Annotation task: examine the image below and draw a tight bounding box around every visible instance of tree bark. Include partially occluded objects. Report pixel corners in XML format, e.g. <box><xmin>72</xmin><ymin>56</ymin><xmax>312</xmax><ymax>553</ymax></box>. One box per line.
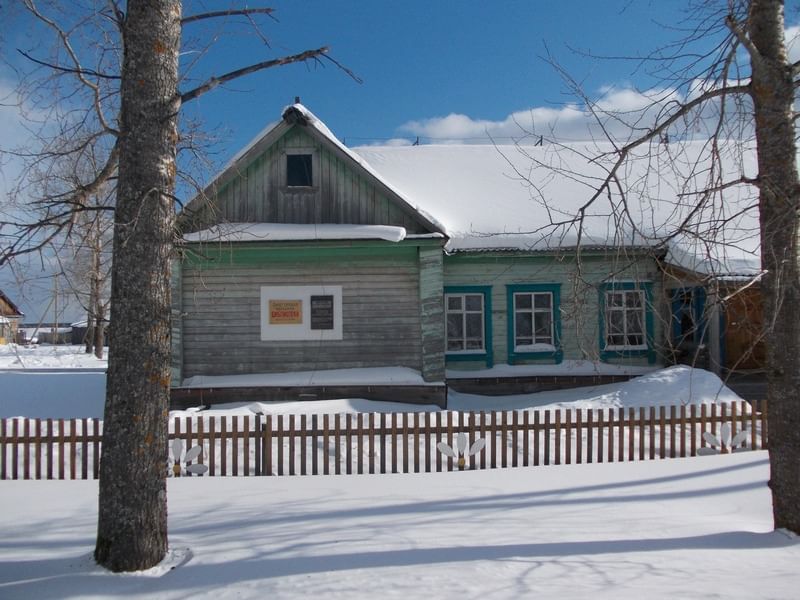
<box><xmin>748</xmin><ymin>0</ymin><xmax>800</xmax><ymax>533</ymax></box>
<box><xmin>95</xmin><ymin>0</ymin><xmax>182</xmax><ymax>572</ymax></box>
<box><xmin>84</xmin><ymin>307</ymin><xmax>95</xmax><ymax>355</ymax></box>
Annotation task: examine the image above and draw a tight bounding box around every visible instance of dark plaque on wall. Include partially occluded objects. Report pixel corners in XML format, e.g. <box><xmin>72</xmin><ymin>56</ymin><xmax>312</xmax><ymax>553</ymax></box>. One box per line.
<box><xmin>310</xmin><ymin>295</ymin><xmax>334</xmax><ymax>330</ymax></box>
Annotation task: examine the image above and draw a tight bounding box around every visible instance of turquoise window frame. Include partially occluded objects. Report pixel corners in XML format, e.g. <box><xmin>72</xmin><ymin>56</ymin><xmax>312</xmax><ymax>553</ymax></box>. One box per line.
<box><xmin>444</xmin><ymin>285</ymin><xmax>493</xmax><ymax>367</ymax></box>
<box><xmin>506</xmin><ymin>284</ymin><xmax>563</xmax><ymax>364</ymax></box>
<box><xmin>599</xmin><ymin>281</ymin><xmax>656</xmax><ymax>364</ymax></box>
<box><xmin>669</xmin><ymin>287</ymin><xmax>707</xmax><ymax>346</ymax></box>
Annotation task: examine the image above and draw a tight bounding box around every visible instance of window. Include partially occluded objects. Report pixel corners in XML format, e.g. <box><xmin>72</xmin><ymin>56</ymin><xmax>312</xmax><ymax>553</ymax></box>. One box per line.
<box><xmin>444</xmin><ymin>286</ymin><xmax>493</xmax><ymax>365</ymax></box>
<box><xmin>599</xmin><ymin>282</ymin><xmax>655</xmax><ymax>362</ymax></box>
<box><xmin>446</xmin><ymin>293</ymin><xmax>485</xmax><ymax>352</ymax></box>
<box><xmin>670</xmin><ymin>287</ymin><xmax>706</xmax><ymax>347</ymax></box>
<box><xmin>513</xmin><ymin>291</ymin><xmax>554</xmax><ymax>349</ymax></box>
<box><xmin>506</xmin><ymin>284</ymin><xmax>562</xmax><ymax>363</ymax></box>
<box><xmin>286</xmin><ymin>153</ymin><xmax>313</xmax><ymax>187</ymax></box>
<box><xmin>604</xmin><ymin>289</ymin><xmax>646</xmax><ymax>349</ymax></box>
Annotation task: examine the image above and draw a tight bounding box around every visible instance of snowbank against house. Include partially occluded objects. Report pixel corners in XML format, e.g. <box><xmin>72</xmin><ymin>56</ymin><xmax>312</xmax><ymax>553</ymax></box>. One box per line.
<box><xmin>0</xmin><ymin>344</ymin><xmax>743</xmax><ymax>419</ymax></box>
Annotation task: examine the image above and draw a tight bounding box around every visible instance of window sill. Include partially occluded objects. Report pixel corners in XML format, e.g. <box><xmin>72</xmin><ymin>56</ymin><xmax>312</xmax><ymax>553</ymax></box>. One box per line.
<box><xmin>446</xmin><ymin>352</ymin><xmax>493</xmax><ymax>367</ymax></box>
<box><xmin>604</xmin><ymin>344</ymin><xmax>647</xmax><ymax>352</ymax></box>
<box><xmin>600</xmin><ymin>348</ymin><xmax>656</xmax><ymax>363</ymax></box>
<box><xmin>509</xmin><ymin>348</ymin><xmax>563</xmax><ymax>365</ymax></box>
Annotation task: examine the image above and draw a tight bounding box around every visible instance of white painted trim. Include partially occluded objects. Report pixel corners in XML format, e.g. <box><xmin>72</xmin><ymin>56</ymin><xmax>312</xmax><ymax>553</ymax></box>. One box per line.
<box><xmin>260</xmin><ymin>285</ymin><xmax>343</xmax><ymax>341</ymax></box>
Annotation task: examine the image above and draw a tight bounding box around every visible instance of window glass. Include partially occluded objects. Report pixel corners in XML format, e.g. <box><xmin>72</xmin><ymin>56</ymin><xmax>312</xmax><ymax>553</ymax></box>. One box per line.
<box><xmin>287</xmin><ymin>154</ymin><xmax>312</xmax><ymax>187</ymax></box>
<box><xmin>534</xmin><ymin>312</ymin><xmax>551</xmax><ymax>339</ymax></box>
<box><xmin>605</xmin><ymin>289</ymin><xmax>646</xmax><ymax>349</ymax></box>
<box><xmin>465</xmin><ymin>294</ymin><xmax>482</xmax><ymax>311</ymax></box>
<box><xmin>445</xmin><ymin>292</ymin><xmax>485</xmax><ymax>353</ymax></box>
<box><xmin>513</xmin><ymin>291</ymin><xmax>554</xmax><ymax>349</ymax></box>
<box><xmin>447</xmin><ymin>296</ymin><xmax>462</xmax><ymax>311</ymax></box>
<box><xmin>516</xmin><ymin>313</ymin><xmax>532</xmax><ymax>338</ymax></box>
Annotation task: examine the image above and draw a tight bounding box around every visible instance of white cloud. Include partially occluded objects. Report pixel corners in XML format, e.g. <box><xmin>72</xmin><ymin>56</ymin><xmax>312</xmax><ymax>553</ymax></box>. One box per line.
<box><xmin>398</xmin><ymin>24</ymin><xmax>800</xmax><ymax>146</ymax></box>
<box><xmin>397</xmin><ymin>86</ymin><xmax>698</xmax><ymax>145</ymax></box>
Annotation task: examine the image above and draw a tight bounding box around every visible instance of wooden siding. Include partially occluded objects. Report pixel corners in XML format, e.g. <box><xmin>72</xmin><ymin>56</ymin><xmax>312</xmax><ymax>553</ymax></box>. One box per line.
<box><xmin>184</xmin><ymin>127</ymin><xmax>429</xmax><ymax>234</ymax></box>
<box><xmin>723</xmin><ymin>287</ymin><xmax>766</xmax><ymax>370</ymax></box>
<box><xmin>443</xmin><ymin>251</ymin><xmax>667</xmax><ymax>367</ymax></box>
<box><xmin>179</xmin><ymin>245</ymin><xmax>424</xmax><ymax>379</ymax></box>
<box><xmin>418</xmin><ymin>246</ymin><xmax>445</xmax><ymax>381</ymax></box>
<box><xmin>170</xmin><ymin>258</ymin><xmax>183</xmax><ymax>383</ymax></box>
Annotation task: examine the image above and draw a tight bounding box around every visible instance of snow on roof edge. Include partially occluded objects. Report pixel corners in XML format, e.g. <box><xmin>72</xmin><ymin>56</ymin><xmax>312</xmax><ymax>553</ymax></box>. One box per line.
<box><xmin>284</xmin><ymin>104</ymin><xmax>449</xmax><ymax>235</ymax></box>
<box><xmin>182</xmin><ymin>223</ymin><xmax>410</xmax><ymax>244</ymax></box>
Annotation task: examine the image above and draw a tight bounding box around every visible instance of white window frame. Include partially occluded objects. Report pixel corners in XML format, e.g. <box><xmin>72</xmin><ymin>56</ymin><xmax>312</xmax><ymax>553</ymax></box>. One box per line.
<box><xmin>284</xmin><ymin>148</ymin><xmax>317</xmax><ymax>189</ymax></box>
<box><xmin>604</xmin><ymin>289</ymin><xmax>647</xmax><ymax>351</ymax></box>
<box><xmin>512</xmin><ymin>291</ymin><xmax>554</xmax><ymax>351</ymax></box>
<box><xmin>445</xmin><ymin>292</ymin><xmax>485</xmax><ymax>354</ymax></box>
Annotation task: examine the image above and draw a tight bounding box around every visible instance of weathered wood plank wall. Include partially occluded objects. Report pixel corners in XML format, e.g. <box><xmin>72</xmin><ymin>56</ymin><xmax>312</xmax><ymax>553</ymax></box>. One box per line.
<box><xmin>187</xmin><ymin>128</ymin><xmax>429</xmax><ymax>233</ymax></box>
<box><xmin>180</xmin><ymin>245</ymin><xmax>424</xmax><ymax>379</ymax></box>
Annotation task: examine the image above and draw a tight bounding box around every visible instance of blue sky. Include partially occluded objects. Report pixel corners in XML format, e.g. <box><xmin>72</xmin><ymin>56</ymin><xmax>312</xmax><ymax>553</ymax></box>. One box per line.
<box><xmin>181</xmin><ymin>1</ymin><xmax>705</xmax><ymax>151</ymax></box>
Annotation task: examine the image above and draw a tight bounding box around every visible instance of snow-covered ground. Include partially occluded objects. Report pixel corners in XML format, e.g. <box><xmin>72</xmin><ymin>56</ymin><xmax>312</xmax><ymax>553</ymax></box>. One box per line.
<box><xmin>1</xmin><ymin>345</ymin><xmax>740</xmax><ymax>419</ymax></box>
<box><xmin>1</xmin><ymin>345</ymin><xmax>795</xmax><ymax>598</ymax></box>
<box><xmin>0</xmin><ymin>343</ymin><xmax>108</xmax><ymax>369</ymax></box>
<box><xmin>1</xmin><ymin>452</ymin><xmax>797</xmax><ymax>599</ymax></box>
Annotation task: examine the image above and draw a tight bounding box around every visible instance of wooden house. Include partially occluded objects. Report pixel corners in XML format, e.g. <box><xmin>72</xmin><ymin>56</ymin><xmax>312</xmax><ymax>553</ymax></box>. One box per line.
<box><xmin>0</xmin><ymin>290</ymin><xmax>24</xmax><ymax>344</ymax></box>
<box><xmin>174</xmin><ymin>105</ymin><xmax>449</xmax><ymax>406</ymax></box>
<box><xmin>172</xmin><ymin>104</ymin><xmax>760</xmax><ymax>407</ymax></box>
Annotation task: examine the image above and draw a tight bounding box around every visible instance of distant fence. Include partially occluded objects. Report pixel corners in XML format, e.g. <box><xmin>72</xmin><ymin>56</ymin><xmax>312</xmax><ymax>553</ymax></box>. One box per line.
<box><xmin>0</xmin><ymin>400</ymin><xmax>767</xmax><ymax>480</ymax></box>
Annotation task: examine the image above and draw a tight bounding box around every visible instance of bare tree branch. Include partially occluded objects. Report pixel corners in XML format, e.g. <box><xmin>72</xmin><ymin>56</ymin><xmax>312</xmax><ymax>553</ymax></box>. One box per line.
<box><xmin>16</xmin><ymin>50</ymin><xmax>120</xmax><ymax>80</ymax></box>
<box><xmin>181</xmin><ymin>8</ymin><xmax>276</xmax><ymax>25</ymax></box>
<box><xmin>180</xmin><ymin>47</ymin><xmax>331</xmax><ymax>103</ymax></box>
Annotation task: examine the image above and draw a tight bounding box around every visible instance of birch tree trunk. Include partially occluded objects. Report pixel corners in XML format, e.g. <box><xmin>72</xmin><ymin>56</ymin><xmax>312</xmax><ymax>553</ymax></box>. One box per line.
<box><xmin>748</xmin><ymin>0</ymin><xmax>800</xmax><ymax>533</ymax></box>
<box><xmin>95</xmin><ymin>0</ymin><xmax>182</xmax><ymax>572</ymax></box>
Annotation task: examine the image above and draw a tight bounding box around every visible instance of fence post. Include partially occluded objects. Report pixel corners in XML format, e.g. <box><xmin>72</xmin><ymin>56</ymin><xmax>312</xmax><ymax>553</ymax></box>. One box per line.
<box><xmin>586</xmin><ymin>410</ymin><xmax>593</xmax><ymax>464</ymax></box>
<box><xmin>357</xmin><ymin>413</ymin><xmax>364</xmax><ymax>475</ymax></box>
<box><xmin>312</xmin><ymin>414</ymin><xmax>319</xmax><ymax>476</ymax></box>
<box><xmin>347</xmin><ymin>413</ymin><xmax>353</xmax><ymax>475</ymax></box>
<box><xmin>480</xmin><ymin>411</ymin><xmax>488</xmax><ymax>470</ymax></box>
<box><xmin>255</xmin><ymin>414</ymin><xmax>261</xmax><ymax>476</ymax></box>
<box><xmin>596</xmin><ymin>409</ymin><xmax>603</xmax><ymax>464</ymax></box>
<box><xmin>265</xmin><ymin>415</ymin><xmax>273</xmax><ymax>477</ymax></box>
<box><xmin>288</xmin><ymin>415</ymin><xmax>295</xmax><ymax>476</ymax></box>
<box><xmin>628</xmin><ymin>407</ymin><xmax>635</xmax><ymax>462</ymax></box>
<box><xmin>522</xmin><ymin>410</ymin><xmax>530</xmax><ymax>467</ymax></box>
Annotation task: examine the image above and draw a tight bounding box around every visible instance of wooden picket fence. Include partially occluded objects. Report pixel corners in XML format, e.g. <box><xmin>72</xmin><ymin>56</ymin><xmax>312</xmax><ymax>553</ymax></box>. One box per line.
<box><xmin>0</xmin><ymin>400</ymin><xmax>767</xmax><ymax>480</ymax></box>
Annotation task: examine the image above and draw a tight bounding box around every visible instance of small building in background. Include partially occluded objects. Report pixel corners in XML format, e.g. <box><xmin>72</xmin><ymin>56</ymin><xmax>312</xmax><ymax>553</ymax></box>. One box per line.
<box><xmin>0</xmin><ymin>290</ymin><xmax>24</xmax><ymax>345</ymax></box>
<box><xmin>70</xmin><ymin>319</ymin><xmax>110</xmax><ymax>346</ymax></box>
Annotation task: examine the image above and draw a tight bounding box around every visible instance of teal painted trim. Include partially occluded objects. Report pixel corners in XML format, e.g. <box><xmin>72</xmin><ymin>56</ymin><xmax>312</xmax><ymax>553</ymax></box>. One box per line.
<box><xmin>444</xmin><ymin>285</ymin><xmax>493</xmax><ymax>368</ymax></box>
<box><xmin>505</xmin><ymin>284</ymin><xmax>563</xmax><ymax>364</ymax></box>
<box><xmin>669</xmin><ymin>286</ymin><xmax>707</xmax><ymax>346</ymax></box>
<box><xmin>599</xmin><ymin>281</ymin><xmax>656</xmax><ymax>364</ymax></box>
<box><xmin>182</xmin><ymin>239</ymin><xmax>440</xmax><ymax>267</ymax></box>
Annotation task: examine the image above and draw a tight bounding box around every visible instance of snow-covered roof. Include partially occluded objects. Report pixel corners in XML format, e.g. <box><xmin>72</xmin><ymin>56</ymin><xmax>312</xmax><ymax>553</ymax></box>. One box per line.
<box><xmin>184</xmin><ymin>104</ymin><xmax>446</xmax><ymax>237</ymax></box>
<box><xmin>183</xmin><ymin>223</ymin><xmax>414</xmax><ymax>244</ymax></box>
<box><xmin>0</xmin><ymin>290</ymin><xmax>24</xmax><ymax>317</ymax></box>
<box><xmin>189</xmin><ymin>104</ymin><xmax>762</xmax><ymax>278</ymax></box>
<box><xmin>353</xmin><ymin>141</ymin><xmax>762</xmax><ymax>277</ymax></box>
